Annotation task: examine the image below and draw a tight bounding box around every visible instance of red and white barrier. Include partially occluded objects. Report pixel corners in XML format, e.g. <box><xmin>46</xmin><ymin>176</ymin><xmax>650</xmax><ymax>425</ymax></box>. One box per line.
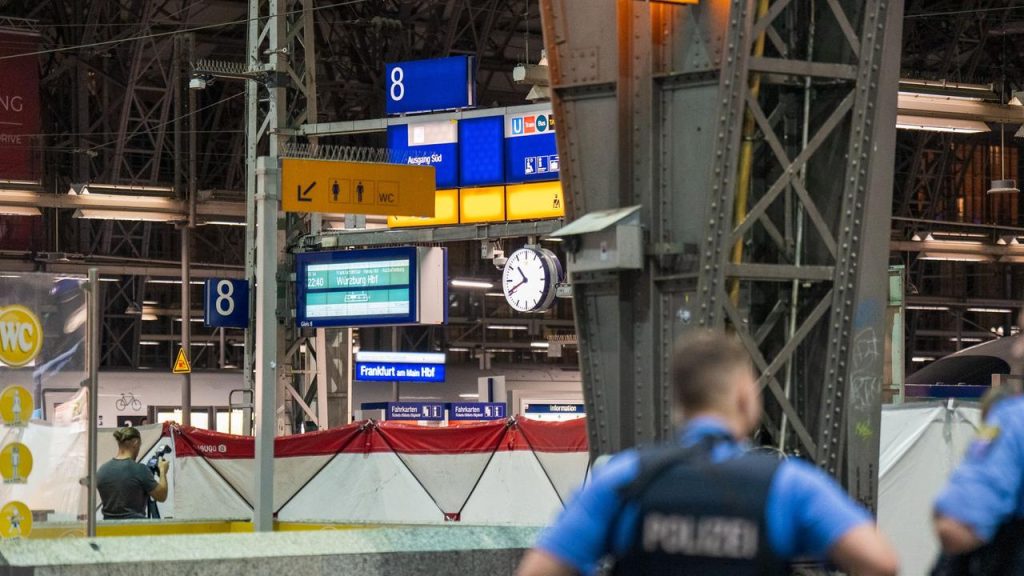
<box><xmin>169</xmin><ymin>417</ymin><xmax>590</xmax><ymax>525</ymax></box>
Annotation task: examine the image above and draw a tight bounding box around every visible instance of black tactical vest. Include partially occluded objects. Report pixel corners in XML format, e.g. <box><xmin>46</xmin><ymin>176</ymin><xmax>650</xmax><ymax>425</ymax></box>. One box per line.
<box><xmin>611</xmin><ymin>437</ymin><xmax>788</xmax><ymax>576</ymax></box>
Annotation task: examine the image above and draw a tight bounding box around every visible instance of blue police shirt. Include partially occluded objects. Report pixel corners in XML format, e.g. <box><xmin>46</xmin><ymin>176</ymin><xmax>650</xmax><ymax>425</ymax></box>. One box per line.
<box><xmin>535</xmin><ymin>417</ymin><xmax>873</xmax><ymax>575</ymax></box>
<box><xmin>935</xmin><ymin>396</ymin><xmax>1024</xmax><ymax>542</ymax></box>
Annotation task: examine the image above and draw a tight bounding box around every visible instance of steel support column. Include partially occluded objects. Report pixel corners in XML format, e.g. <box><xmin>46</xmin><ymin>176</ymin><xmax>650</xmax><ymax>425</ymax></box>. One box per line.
<box><xmin>542</xmin><ymin>0</ymin><xmax>903</xmax><ymax>507</ymax></box>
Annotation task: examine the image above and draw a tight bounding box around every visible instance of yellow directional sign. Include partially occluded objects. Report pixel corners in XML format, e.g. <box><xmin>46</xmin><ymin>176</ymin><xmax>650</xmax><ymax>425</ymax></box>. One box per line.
<box><xmin>0</xmin><ymin>501</ymin><xmax>31</xmax><ymax>538</ymax></box>
<box><xmin>0</xmin><ymin>385</ymin><xmax>31</xmax><ymax>427</ymax></box>
<box><xmin>281</xmin><ymin>158</ymin><xmax>436</xmax><ymax>217</ymax></box>
<box><xmin>173</xmin><ymin>347</ymin><xmax>191</xmax><ymax>374</ymax></box>
<box><xmin>0</xmin><ymin>442</ymin><xmax>32</xmax><ymax>484</ymax></box>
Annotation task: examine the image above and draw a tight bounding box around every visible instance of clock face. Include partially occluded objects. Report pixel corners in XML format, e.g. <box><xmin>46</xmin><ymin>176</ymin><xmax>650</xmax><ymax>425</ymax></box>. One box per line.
<box><xmin>503</xmin><ymin>248</ymin><xmax>558</xmax><ymax>313</ymax></box>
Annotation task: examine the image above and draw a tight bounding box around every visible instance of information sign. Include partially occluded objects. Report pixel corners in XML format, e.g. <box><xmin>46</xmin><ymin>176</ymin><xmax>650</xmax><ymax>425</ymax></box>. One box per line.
<box><xmin>386</xmin><ymin>402</ymin><xmax>446</xmax><ymax>421</ymax></box>
<box><xmin>203</xmin><ymin>279</ymin><xmax>249</xmax><ymax>328</ymax></box>
<box><xmin>281</xmin><ymin>158</ymin><xmax>436</xmax><ymax>216</ymax></box>
<box><xmin>385</xmin><ymin>56</ymin><xmax>475</xmax><ymax>115</ymax></box>
<box><xmin>524</xmin><ymin>403</ymin><xmax>585</xmax><ymax>414</ymax></box>
<box><xmin>448</xmin><ymin>402</ymin><xmax>507</xmax><ymax>421</ymax></box>
<box><xmin>354</xmin><ymin>351</ymin><xmax>446</xmax><ymax>383</ymax></box>
<box><xmin>505</xmin><ymin>109</ymin><xmax>559</xmax><ymax>183</ymax></box>
<box><xmin>388</xmin><ymin>121</ymin><xmax>459</xmax><ymax>189</ymax></box>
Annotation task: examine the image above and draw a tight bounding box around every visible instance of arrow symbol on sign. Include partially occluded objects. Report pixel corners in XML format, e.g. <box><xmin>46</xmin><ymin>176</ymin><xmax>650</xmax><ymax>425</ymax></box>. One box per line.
<box><xmin>297</xmin><ymin>181</ymin><xmax>315</xmax><ymax>202</ymax></box>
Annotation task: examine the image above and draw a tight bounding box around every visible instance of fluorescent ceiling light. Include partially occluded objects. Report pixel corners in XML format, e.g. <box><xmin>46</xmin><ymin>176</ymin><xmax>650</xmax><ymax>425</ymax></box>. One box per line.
<box><xmin>458</xmin><ymin>393</ymin><xmax>480</xmax><ymax>399</ymax></box>
<box><xmin>929</xmin><ymin>231</ymin><xmax>988</xmax><ymax>240</ymax></box>
<box><xmin>919</xmin><ymin>251</ymin><xmax>994</xmax><ymax>262</ymax></box>
<box><xmin>950</xmin><ymin>337</ymin><xmax>985</xmax><ymax>343</ymax></box>
<box><xmin>79</xmin><ymin>183</ymin><xmax>174</xmax><ymax>194</ymax></box>
<box><xmin>911</xmin><ymin>356</ymin><xmax>935</xmax><ymax>362</ymax></box>
<box><xmin>0</xmin><ymin>179</ymin><xmax>40</xmax><ymax>186</ymax></box>
<box><xmin>542</xmin><ymin>237</ymin><xmax>563</xmax><ymax>242</ymax></box>
<box><xmin>74</xmin><ymin>209</ymin><xmax>185</xmax><ymax>222</ymax></box>
<box><xmin>448</xmin><ymin>347</ymin><xmax>470</xmax><ymax>352</ymax></box>
<box><xmin>147</xmin><ymin>279</ymin><xmax>205</xmax><ymax>285</ymax></box>
<box><xmin>451</xmin><ymin>279</ymin><xmax>494</xmax><ymax>289</ymax></box>
<box><xmin>487</xmin><ymin>324</ymin><xmax>528</xmax><ymax>331</ymax></box>
<box><xmin>966</xmin><ymin>307</ymin><xmax>1013</xmax><ymax>314</ymax></box>
<box><xmin>896</xmin><ymin>115</ymin><xmax>990</xmax><ymax>134</ymax></box>
<box><xmin>906</xmin><ymin>305</ymin><xmax>949</xmax><ymax>311</ymax></box>
<box><xmin>0</xmin><ymin>206</ymin><xmax>41</xmax><ymax>216</ymax></box>
<box><xmin>530</xmin><ymin>341</ymin><xmax>550</xmax><ymax>348</ymax></box>
<box><xmin>485</xmin><ymin>292</ymin><xmax>505</xmax><ymax>298</ymax></box>
<box><xmin>899</xmin><ymin>79</ymin><xmax>996</xmax><ymax>101</ymax></box>
<box><xmin>141</xmin><ymin>313</ymin><xmax>158</xmax><ymax>321</ymax></box>
<box><xmin>485</xmin><ymin>348</ymin><xmax>516</xmax><ymax>353</ymax></box>
<box><xmin>139</xmin><ymin>341</ymin><xmax>161</xmax><ymax>346</ymax></box>
<box><xmin>203</xmin><ymin>220</ymin><xmax>246</xmax><ymax>227</ymax></box>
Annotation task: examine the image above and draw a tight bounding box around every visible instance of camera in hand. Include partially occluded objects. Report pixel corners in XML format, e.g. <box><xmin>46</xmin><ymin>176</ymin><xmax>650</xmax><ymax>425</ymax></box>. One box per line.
<box><xmin>147</xmin><ymin>445</ymin><xmax>172</xmax><ymax>475</ymax></box>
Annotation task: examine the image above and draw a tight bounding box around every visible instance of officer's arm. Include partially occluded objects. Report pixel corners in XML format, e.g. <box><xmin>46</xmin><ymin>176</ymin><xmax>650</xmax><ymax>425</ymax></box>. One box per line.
<box><xmin>516</xmin><ymin>550</ymin><xmax>577</xmax><ymax>576</ymax></box>
<box><xmin>934</xmin><ymin>515</ymin><xmax>984</xmax><ymax>554</ymax></box>
<box><xmin>933</xmin><ymin>404</ymin><xmax>1024</xmax><ymax>550</ymax></box>
<box><xmin>828</xmin><ymin>524</ymin><xmax>899</xmax><ymax>576</ymax></box>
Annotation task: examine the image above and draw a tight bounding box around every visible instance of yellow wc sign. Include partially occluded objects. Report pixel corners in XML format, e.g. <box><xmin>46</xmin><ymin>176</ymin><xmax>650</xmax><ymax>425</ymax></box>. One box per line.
<box><xmin>0</xmin><ymin>306</ymin><xmax>42</xmax><ymax>368</ymax></box>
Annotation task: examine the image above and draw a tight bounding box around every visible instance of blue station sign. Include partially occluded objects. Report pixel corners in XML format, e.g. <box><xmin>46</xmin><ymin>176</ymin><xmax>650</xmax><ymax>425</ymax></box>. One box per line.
<box><xmin>524</xmin><ymin>403</ymin><xmax>585</xmax><ymax>414</ymax></box>
<box><xmin>354</xmin><ymin>351</ymin><xmax>446</xmax><ymax>383</ymax></box>
<box><xmin>386</xmin><ymin>402</ymin><xmax>446</xmax><ymax>421</ymax></box>
<box><xmin>448</xmin><ymin>402</ymin><xmax>507</xmax><ymax>421</ymax></box>
<box><xmin>203</xmin><ymin>279</ymin><xmax>249</xmax><ymax>328</ymax></box>
<box><xmin>385</xmin><ymin>56</ymin><xmax>475</xmax><ymax>115</ymax></box>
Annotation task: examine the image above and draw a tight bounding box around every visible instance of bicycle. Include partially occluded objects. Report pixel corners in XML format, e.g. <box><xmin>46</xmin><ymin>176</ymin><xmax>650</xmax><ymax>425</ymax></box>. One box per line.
<box><xmin>115</xmin><ymin>392</ymin><xmax>143</xmax><ymax>412</ymax></box>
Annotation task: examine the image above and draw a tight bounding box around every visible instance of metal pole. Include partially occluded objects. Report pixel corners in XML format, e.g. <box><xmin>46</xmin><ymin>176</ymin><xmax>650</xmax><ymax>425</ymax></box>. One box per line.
<box><xmin>254</xmin><ymin>156</ymin><xmax>279</xmax><ymax>531</ymax></box>
<box><xmin>86</xmin><ymin>268</ymin><xmax>100</xmax><ymax>538</ymax></box>
<box><xmin>181</xmin><ymin>227</ymin><xmax>191</xmax><ymax>427</ymax></box>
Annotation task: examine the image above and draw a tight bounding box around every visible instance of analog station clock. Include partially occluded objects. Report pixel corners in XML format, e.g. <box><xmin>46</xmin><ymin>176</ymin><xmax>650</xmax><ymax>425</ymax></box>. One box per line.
<box><xmin>502</xmin><ymin>247</ymin><xmax>563</xmax><ymax>313</ymax></box>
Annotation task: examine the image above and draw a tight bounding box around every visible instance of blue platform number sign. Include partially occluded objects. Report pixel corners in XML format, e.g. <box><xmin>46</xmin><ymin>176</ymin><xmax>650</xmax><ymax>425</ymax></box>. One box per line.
<box><xmin>385</xmin><ymin>56</ymin><xmax>476</xmax><ymax>115</ymax></box>
<box><xmin>203</xmin><ymin>279</ymin><xmax>249</xmax><ymax>328</ymax></box>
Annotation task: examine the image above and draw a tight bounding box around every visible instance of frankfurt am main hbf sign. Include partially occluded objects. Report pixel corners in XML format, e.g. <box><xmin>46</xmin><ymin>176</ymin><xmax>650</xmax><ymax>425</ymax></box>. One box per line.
<box><xmin>353</xmin><ymin>351</ymin><xmax>446</xmax><ymax>384</ymax></box>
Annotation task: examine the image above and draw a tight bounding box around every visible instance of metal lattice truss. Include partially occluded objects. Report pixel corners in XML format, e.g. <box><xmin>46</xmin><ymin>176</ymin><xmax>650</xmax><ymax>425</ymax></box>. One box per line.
<box><xmin>543</xmin><ymin>0</ymin><xmax>902</xmax><ymax>505</ymax></box>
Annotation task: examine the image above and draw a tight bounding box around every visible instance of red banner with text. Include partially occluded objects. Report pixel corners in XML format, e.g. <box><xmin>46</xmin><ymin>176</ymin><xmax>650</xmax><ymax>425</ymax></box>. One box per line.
<box><xmin>0</xmin><ymin>29</ymin><xmax>40</xmax><ymax>182</ymax></box>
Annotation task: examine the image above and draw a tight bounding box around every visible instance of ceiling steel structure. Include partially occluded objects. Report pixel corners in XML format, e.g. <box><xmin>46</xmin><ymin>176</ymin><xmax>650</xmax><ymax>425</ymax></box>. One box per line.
<box><xmin>0</xmin><ymin>0</ymin><xmax>543</xmax><ymax>377</ymax></box>
<box><xmin>542</xmin><ymin>0</ymin><xmax>902</xmax><ymax>507</ymax></box>
<box><xmin>895</xmin><ymin>1</ymin><xmax>1024</xmax><ymax>367</ymax></box>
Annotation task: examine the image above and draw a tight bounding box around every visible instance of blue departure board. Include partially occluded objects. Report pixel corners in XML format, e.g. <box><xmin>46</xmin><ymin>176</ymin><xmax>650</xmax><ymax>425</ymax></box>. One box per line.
<box><xmin>296</xmin><ymin>247</ymin><xmax>418</xmax><ymax>328</ymax></box>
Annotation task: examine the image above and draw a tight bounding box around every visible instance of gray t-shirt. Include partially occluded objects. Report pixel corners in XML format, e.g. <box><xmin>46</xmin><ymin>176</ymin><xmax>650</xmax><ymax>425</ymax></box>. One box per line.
<box><xmin>96</xmin><ymin>458</ymin><xmax>158</xmax><ymax>519</ymax></box>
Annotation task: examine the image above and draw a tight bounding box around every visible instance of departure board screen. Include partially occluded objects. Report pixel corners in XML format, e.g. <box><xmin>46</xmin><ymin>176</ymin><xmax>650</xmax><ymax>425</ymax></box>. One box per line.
<box><xmin>296</xmin><ymin>247</ymin><xmax>419</xmax><ymax>327</ymax></box>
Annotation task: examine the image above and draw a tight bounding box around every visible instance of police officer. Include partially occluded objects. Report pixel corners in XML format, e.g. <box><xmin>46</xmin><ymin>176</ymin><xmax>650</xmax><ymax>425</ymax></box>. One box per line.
<box><xmin>517</xmin><ymin>330</ymin><xmax>899</xmax><ymax>576</ymax></box>
<box><xmin>932</xmin><ymin>389</ymin><xmax>1024</xmax><ymax>572</ymax></box>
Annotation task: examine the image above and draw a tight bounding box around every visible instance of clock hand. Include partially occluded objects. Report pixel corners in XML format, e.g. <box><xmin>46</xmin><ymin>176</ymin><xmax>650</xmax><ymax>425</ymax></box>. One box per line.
<box><xmin>508</xmin><ymin>279</ymin><xmax>527</xmax><ymax>295</ymax></box>
<box><xmin>519</xmin><ymin>268</ymin><xmax>528</xmax><ymax>283</ymax></box>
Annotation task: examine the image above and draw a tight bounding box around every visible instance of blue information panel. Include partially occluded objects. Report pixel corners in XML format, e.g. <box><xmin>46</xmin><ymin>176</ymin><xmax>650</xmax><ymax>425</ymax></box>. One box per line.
<box><xmin>449</xmin><ymin>402</ymin><xmax>507</xmax><ymax>421</ymax></box>
<box><xmin>505</xmin><ymin>110</ymin><xmax>559</xmax><ymax>183</ymax></box>
<box><xmin>524</xmin><ymin>403</ymin><xmax>585</xmax><ymax>415</ymax></box>
<box><xmin>388</xmin><ymin>123</ymin><xmax>459</xmax><ymax>189</ymax></box>
<box><xmin>296</xmin><ymin>247</ymin><xmax>418</xmax><ymax>328</ymax></box>
<box><xmin>203</xmin><ymin>279</ymin><xmax>249</xmax><ymax>328</ymax></box>
<box><xmin>354</xmin><ymin>351</ymin><xmax>446</xmax><ymax>383</ymax></box>
<box><xmin>355</xmin><ymin>362</ymin><xmax>445</xmax><ymax>383</ymax></box>
<box><xmin>458</xmin><ymin>116</ymin><xmax>504</xmax><ymax>187</ymax></box>
<box><xmin>385</xmin><ymin>56</ymin><xmax>475</xmax><ymax>115</ymax></box>
<box><xmin>387</xmin><ymin>402</ymin><xmax>446</xmax><ymax>421</ymax></box>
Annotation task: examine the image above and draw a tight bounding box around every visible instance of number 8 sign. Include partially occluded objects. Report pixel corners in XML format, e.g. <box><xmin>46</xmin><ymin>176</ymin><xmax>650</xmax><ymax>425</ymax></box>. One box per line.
<box><xmin>203</xmin><ymin>279</ymin><xmax>250</xmax><ymax>328</ymax></box>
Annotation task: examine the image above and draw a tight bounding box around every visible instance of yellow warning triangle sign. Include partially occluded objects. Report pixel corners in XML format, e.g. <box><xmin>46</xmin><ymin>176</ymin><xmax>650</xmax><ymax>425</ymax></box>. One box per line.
<box><xmin>173</xmin><ymin>347</ymin><xmax>191</xmax><ymax>374</ymax></box>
